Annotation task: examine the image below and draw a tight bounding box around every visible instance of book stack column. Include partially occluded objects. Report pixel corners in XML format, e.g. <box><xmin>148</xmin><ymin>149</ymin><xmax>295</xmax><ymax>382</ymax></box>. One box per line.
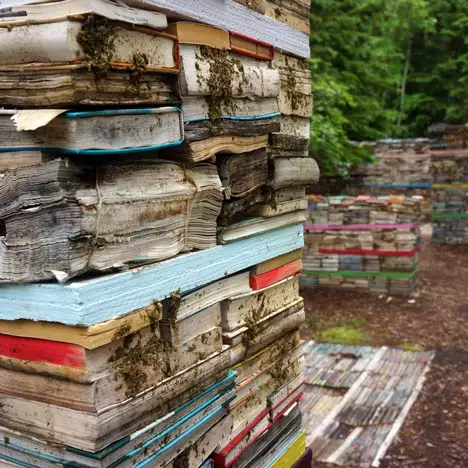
<box><xmin>429</xmin><ymin>124</ymin><xmax>468</xmax><ymax>244</ymax></box>
<box><xmin>0</xmin><ymin>1</ymin><xmax>316</xmax><ymax>467</ymax></box>
<box><xmin>346</xmin><ymin>139</ymin><xmax>431</xmax><ymax>217</ymax></box>
<box><xmin>301</xmin><ymin>196</ymin><xmax>422</xmax><ymax>296</ymax></box>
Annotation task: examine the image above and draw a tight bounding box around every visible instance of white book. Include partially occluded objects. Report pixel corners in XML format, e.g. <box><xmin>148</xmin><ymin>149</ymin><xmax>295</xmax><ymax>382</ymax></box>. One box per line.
<box><xmin>0</xmin><ymin>0</ymin><xmax>167</xmax><ymax>29</ymax></box>
<box><xmin>179</xmin><ymin>44</ymin><xmax>280</xmax><ymax>99</ymax></box>
<box><xmin>0</xmin><ymin>107</ymin><xmax>183</xmax><ymax>154</ymax></box>
<box><xmin>182</xmin><ymin>96</ymin><xmax>280</xmax><ymax>123</ymax></box>
<box><xmin>217</xmin><ymin>211</ymin><xmax>306</xmax><ymax>244</ymax></box>
<box><xmin>0</xmin><ymin>19</ymin><xmax>176</xmax><ymax>68</ymax></box>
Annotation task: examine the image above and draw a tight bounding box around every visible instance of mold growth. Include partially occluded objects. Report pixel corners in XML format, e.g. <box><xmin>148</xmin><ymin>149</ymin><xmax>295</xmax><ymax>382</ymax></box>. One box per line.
<box><xmin>77</xmin><ymin>15</ymin><xmax>117</xmax><ymax>80</ymax></box>
<box><xmin>195</xmin><ymin>46</ymin><xmax>249</xmax><ymax>122</ymax></box>
<box><xmin>128</xmin><ymin>51</ymin><xmax>151</xmax><ymax>94</ymax></box>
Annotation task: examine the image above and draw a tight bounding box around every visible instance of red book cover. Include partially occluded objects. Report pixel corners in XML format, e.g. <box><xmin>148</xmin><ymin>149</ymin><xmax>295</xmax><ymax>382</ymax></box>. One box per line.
<box><xmin>250</xmin><ymin>259</ymin><xmax>302</xmax><ymax>290</ymax></box>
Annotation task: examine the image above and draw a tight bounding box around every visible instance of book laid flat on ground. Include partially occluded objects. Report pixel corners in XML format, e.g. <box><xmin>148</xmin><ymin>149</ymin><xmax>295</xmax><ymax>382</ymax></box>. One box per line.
<box><xmin>0</xmin><ymin>158</ymin><xmax>222</xmax><ymax>283</ymax></box>
<box><xmin>217</xmin><ymin>212</ymin><xmax>307</xmax><ymax>244</ymax></box>
<box><xmin>0</xmin><ymin>107</ymin><xmax>183</xmax><ymax>154</ymax></box>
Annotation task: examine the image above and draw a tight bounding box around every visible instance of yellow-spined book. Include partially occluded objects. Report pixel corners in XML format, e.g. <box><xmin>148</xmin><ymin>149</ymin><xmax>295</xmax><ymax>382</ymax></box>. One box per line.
<box><xmin>164</xmin><ymin>21</ymin><xmax>230</xmax><ymax>49</ymax></box>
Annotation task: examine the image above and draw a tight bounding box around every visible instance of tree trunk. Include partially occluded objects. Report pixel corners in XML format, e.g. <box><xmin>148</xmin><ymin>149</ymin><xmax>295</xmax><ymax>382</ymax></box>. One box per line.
<box><xmin>398</xmin><ymin>36</ymin><xmax>413</xmax><ymax>128</ymax></box>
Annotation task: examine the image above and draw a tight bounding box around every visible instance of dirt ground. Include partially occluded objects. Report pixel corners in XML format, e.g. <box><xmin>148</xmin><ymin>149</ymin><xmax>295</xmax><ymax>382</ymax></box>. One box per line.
<box><xmin>300</xmin><ymin>227</ymin><xmax>468</xmax><ymax>467</ymax></box>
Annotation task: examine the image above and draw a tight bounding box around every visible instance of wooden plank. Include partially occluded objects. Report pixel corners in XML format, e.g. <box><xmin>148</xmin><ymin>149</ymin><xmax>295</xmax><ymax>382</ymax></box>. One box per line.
<box><xmin>125</xmin><ymin>0</ymin><xmax>310</xmax><ymax>58</ymax></box>
<box><xmin>0</xmin><ymin>224</ymin><xmax>304</xmax><ymax>326</ymax></box>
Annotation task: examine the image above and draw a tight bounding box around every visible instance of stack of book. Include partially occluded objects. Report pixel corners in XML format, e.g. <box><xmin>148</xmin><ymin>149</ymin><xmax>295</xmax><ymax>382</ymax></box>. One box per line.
<box><xmin>301</xmin><ymin>196</ymin><xmax>421</xmax><ymax>296</ymax></box>
<box><xmin>431</xmin><ymin>150</ymin><xmax>468</xmax><ymax>244</ymax></box>
<box><xmin>0</xmin><ymin>0</ymin><xmax>316</xmax><ymax>467</ymax></box>
<box><xmin>346</xmin><ymin>139</ymin><xmax>431</xmax><ymax>216</ymax></box>
<box><xmin>429</xmin><ymin>123</ymin><xmax>468</xmax><ymax>243</ymax></box>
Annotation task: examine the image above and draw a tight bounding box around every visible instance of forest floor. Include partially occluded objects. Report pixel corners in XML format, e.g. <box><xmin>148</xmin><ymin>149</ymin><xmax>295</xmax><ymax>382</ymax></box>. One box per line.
<box><xmin>300</xmin><ymin>225</ymin><xmax>468</xmax><ymax>468</ymax></box>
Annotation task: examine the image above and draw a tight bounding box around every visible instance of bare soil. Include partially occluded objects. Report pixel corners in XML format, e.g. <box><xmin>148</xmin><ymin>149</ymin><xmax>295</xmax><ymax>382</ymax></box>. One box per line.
<box><xmin>301</xmin><ymin>229</ymin><xmax>468</xmax><ymax>467</ymax></box>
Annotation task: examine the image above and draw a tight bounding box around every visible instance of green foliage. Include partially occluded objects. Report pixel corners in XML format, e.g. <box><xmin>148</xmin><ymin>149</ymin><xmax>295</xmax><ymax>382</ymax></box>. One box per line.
<box><xmin>309</xmin><ymin>0</ymin><xmax>468</xmax><ymax>172</ymax></box>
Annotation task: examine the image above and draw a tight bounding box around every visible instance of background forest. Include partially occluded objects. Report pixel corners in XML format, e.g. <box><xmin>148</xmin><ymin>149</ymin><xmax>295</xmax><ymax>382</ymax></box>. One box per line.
<box><xmin>310</xmin><ymin>0</ymin><xmax>468</xmax><ymax>174</ymax></box>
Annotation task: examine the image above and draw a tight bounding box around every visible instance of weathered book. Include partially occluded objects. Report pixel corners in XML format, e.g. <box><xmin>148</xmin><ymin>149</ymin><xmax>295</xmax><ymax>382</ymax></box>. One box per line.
<box><xmin>0</xmin><ymin>17</ymin><xmax>177</xmax><ymax>70</ymax></box>
<box><xmin>0</xmin><ymin>223</ymin><xmax>304</xmax><ymax>326</ymax></box>
<box><xmin>220</xmin><ymin>275</ymin><xmax>300</xmax><ymax>331</ymax></box>
<box><xmin>252</xmin><ymin>248</ymin><xmax>303</xmax><ymax>275</ymax></box>
<box><xmin>170</xmin><ymin>415</ymin><xmax>234</xmax><ymax>468</ymax></box>
<box><xmin>120</xmin><ymin>0</ymin><xmax>310</xmax><ymax>59</ymax></box>
<box><xmin>0</xmin><ymin>0</ymin><xmax>168</xmax><ymax>28</ymax></box>
<box><xmin>0</xmin><ymin>68</ymin><xmax>179</xmax><ymax>107</ymax></box>
<box><xmin>217</xmin><ymin>187</ymin><xmax>267</xmax><ymax>226</ymax></box>
<box><xmin>0</xmin><ymin>107</ymin><xmax>183</xmax><ymax>154</ymax></box>
<box><xmin>230</xmin><ymin>32</ymin><xmax>274</xmax><ymax>60</ymax></box>
<box><xmin>232</xmin><ymin>331</ymin><xmax>301</xmax><ymax>384</ymax></box>
<box><xmin>269</xmin><ymin>132</ymin><xmax>310</xmax><ymax>158</ymax></box>
<box><xmin>218</xmin><ymin>186</ymin><xmax>306</xmax><ymax>226</ymax></box>
<box><xmin>274</xmin><ymin>52</ymin><xmax>312</xmax><ymax>118</ymax></box>
<box><xmin>232</xmin><ymin>0</ymin><xmax>310</xmax><ymax>34</ymax></box>
<box><xmin>217</xmin><ymin>211</ymin><xmax>306</xmax><ymax>244</ymax></box>
<box><xmin>226</xmin><ymin>303</ymin><xmax>305</xmax><ymax>365</ymax></box>
<box><xmin>182</xmin><ymin>96</ymin><xmax>280</xmax><ymax>123</ymax></box>
<box><xmin>268</xmin><ymin>374</ymin><xmax>304</xmax><ymax>420</ymax></box>
<box><xmin>0</xmin><ymin>301</ymin><xmax>162</xmax><ymax>349</ymax></box>
<box><xmin>0</xmin><ymin>158</ymin><xmax>222</xmax><ymax>283</ymax></box>
<box><xmin>186</xmin><ymin>163</ymin><xmax>225</xmax><ymax>250</ymax></box>
<box><xmin>252</xmin><ymin>187</ymin><xmax>308</xmax><ymax>218</ymax></box>
<box><xmin>214</xmin><ymin>343</ymin><xmax>303</xmax><ymax>467</ymax></box>
<box><xmin>269</xmin><ymin>157</ymin><xmax>320</xmax><ymax>189</ymax></box>
<box><xmin>218</xmin><ymin>149</ymin><xmax>269</xmax><ymax>198</ymax></box>
<box><xmin>0</xmin><ymin>323</ymin><xmax>223</xmax><ymax>401</ymax></box>
<box><xmin>233</xmin><ymin>407</ymin><xmax>304</xmax><ymax>468</ymax></box>
<box><xmin>249</xmin><ymin>260</ymin><xmax>302</xmax><ymax>289</ymax></box>
<box><xmin>179</xmin><ymin>44</ymin><xmax>279</xmax><ymax>99</ymax></box>
<box><xmin>0</xmin><ymin>371</ymin><xmax>235</xmax><ymax>467</ymax></box>
<box><xmin>166</xmin><ymin>21</ymin><xmax>274</xmax><ymax>60</ymax></box>
<box><xmin>165</xmin><ymin>21</ymin><xmax>230</xmax><ymax>49</ymax></box>
<box><xmin>184</xmin><ymin>117</ymin><xmax>280</xmax><ymax>144</ymax></box>
<box><xmin>164</xmin><ymin>135</ymin><xmax>269</xmax><ymax>163</ymax></box>
<box><xmin>0</xmin><ymin>346</ymin><xmax>231</xmax><ymax>451</ymax></box>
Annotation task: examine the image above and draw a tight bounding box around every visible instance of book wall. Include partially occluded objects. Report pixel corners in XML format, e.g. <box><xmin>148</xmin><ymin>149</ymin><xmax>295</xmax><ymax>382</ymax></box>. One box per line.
<box><xmin>429</xmin><ymin>124</ymin><xmax>468</xmax><ymax>244</ymax></box>
<box><xmin>0</xmin><ymin>0</ymin><xmax>316</xmax><ymax>467</ymax></box>
<box><xmin>302</xmin><ymin>196</ymin><xmax>423</xmax><ymax>296</ymax></box>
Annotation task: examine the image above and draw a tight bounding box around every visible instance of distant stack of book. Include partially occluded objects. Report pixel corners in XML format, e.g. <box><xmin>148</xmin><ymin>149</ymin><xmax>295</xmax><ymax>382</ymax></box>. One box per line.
<box><xmin>431</xmin><ymin>151</ymin><xmax>468</xmax><ymax>244</ymax></box>
<box><xmin>346</xmin><ymin>139</ymin><xmax>431</xmax><ymax>216</ymax></box>
<box><xmin>301</xmin><ymin>196</ymin><xmax>421</xmax><ymax>296</ymax></box>
<box><xmin>0</xmin><ymin>0</ymin><xmax>315</xmax><ymax>467</ymax></box>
